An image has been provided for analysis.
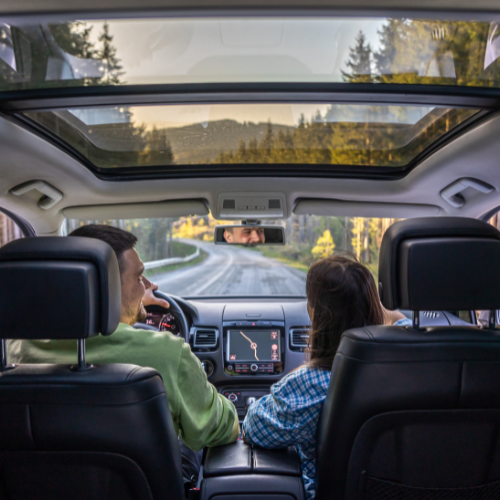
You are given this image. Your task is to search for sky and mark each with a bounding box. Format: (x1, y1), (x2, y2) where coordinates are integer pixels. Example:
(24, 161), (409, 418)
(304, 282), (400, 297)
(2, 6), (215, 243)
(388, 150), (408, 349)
(82, 17), (386, 128)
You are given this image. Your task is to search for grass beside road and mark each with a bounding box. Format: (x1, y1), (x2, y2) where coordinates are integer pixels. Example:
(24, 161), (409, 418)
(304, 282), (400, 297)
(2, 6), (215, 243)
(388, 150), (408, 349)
(256, 247), (309, 273)
(171, 240), (198, 257)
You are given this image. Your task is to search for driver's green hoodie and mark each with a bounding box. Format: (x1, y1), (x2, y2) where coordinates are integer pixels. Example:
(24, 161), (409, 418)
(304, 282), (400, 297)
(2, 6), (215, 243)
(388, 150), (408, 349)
(7, 323), (239, 452)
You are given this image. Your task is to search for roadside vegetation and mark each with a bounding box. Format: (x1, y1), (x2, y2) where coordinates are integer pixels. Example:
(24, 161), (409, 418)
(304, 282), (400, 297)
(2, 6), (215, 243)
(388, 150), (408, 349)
(144, 249), (208, 278)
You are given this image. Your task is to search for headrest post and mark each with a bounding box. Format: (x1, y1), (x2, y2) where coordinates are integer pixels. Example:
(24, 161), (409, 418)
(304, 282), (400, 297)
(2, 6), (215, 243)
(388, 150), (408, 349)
(0, 339), (15, 371)
(71, 339), (93, 371)
(412, 311), (420, 330)
(489, 311), (496, 330)
(78, 339), (86, 369)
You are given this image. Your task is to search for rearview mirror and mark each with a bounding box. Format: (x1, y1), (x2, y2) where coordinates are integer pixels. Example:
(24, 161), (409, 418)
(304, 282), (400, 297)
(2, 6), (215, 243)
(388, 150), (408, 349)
(214, 225), (286, 246)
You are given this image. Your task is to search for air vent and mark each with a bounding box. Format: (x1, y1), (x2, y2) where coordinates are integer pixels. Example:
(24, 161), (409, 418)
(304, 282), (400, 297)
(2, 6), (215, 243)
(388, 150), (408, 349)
(269, 199), (281, 209)
(422, 311), (440, 319)
(290, 328), (310, 348)
(193, 328), (218, 348)
(223, 199), (236, 209)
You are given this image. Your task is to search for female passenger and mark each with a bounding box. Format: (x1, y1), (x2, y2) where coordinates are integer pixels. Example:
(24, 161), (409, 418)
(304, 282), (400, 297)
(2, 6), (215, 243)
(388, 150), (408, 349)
(242, 255), (411, 500)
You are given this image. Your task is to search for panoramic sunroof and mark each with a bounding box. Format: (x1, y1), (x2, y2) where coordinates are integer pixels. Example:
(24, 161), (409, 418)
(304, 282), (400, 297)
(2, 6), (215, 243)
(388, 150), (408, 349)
(23, 103), (479, 171)
(0, 17), (499, 90)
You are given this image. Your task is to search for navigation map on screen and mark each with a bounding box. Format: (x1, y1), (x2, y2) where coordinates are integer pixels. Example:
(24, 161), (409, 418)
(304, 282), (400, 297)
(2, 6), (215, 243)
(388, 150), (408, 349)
(228, 330), (281, 362)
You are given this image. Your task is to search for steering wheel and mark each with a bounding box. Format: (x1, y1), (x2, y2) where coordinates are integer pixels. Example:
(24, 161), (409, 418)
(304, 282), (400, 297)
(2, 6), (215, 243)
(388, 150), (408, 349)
(136, 291), (190, 343)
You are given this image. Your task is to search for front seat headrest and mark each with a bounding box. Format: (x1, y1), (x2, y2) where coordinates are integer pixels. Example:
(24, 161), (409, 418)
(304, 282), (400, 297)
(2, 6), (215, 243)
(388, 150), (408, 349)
(379, 217), (500, 311)
(0, 237), (121, 339)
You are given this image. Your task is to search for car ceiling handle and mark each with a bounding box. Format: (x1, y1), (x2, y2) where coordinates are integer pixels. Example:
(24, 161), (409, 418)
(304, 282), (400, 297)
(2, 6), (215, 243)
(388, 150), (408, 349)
(10, 180), (63, 210)
(440, 178), (494, 209)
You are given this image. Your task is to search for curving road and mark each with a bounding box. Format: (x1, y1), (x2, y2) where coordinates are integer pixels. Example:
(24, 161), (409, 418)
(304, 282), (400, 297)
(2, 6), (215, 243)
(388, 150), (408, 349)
(149, 240), (306, 297)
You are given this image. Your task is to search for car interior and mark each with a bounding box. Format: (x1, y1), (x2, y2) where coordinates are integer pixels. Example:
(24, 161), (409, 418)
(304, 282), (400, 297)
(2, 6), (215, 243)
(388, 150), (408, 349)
(1, 1), (500, 499)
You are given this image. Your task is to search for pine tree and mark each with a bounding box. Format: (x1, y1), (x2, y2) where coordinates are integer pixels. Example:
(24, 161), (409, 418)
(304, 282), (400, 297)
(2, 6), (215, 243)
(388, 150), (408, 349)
(140, 127), (174, 166)
(80, 25), (96, 59)
(374, 19), (404, 77)
(261, 121), (274, 161)
(98, 22), (124, 84)
(342, 31), (374, 83)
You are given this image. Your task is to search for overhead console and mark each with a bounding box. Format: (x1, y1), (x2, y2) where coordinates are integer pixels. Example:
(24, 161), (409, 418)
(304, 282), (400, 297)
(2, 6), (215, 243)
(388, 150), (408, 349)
(215, 192), (287, 220)
(222, 304), (285, 377)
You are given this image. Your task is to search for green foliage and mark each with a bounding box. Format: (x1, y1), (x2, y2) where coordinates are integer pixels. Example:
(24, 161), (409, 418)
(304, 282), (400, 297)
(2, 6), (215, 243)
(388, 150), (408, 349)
(49, 21), (124, 86)
(342, 31), (374, 83)
(203, 107), (474, 168)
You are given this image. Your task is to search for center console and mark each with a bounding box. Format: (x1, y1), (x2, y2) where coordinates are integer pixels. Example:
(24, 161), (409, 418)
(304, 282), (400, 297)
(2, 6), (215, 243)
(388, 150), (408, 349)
(223, 321), (285, 377)
(201, 441), (305, 500)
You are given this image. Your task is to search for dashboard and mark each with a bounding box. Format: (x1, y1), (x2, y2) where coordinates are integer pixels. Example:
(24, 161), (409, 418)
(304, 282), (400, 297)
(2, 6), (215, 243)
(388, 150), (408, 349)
(143, 298), (476, 422)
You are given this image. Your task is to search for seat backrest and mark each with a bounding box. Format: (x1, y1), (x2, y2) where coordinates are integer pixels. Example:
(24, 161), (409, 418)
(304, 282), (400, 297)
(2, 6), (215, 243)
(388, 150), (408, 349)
(316, 217), (500, 500)
(0, 237), (184, 500)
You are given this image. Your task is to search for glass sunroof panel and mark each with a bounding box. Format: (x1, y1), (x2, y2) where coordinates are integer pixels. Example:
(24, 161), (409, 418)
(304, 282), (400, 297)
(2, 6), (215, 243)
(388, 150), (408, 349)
(1, 17), (500, 91)
(24, 103), (479, 169)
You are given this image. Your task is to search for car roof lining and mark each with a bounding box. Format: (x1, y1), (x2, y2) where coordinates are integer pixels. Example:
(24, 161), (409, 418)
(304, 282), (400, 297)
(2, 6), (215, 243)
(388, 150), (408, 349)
(293, 199), (443, 218)
(62, 199), (209, 220)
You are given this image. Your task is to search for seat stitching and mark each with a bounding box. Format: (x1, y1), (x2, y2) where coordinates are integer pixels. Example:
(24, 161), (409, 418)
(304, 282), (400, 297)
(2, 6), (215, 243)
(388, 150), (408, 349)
(125, 366), (142, 383)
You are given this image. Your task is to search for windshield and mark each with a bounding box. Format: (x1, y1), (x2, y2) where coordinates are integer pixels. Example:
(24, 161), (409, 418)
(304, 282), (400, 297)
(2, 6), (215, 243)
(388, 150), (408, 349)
(63, 214), (398, 297)
(1, 17), (500, 90)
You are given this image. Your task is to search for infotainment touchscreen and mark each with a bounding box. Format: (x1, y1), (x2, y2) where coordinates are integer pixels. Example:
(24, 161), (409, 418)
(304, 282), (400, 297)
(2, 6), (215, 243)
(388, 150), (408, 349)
(227, 330), (281, 362)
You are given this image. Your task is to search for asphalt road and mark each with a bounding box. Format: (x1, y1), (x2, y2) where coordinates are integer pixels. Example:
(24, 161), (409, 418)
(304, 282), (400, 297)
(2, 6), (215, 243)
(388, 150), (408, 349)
(150, 240), (307, 296)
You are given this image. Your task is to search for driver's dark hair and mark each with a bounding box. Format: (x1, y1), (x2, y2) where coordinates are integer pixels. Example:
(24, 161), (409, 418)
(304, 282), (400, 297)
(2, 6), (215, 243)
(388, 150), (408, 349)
(306, 255), (384, 371)
(69, 224), (137, 272)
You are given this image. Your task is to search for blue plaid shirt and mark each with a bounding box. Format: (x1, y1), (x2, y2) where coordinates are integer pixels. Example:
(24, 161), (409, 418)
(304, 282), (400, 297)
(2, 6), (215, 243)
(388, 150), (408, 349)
(242, 318), (412, 499)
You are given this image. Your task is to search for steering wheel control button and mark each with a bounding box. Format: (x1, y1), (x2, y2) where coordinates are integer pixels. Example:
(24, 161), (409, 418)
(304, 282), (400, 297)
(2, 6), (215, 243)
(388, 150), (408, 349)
(250, 364), (258, 372)
(228, 393), (238, 403)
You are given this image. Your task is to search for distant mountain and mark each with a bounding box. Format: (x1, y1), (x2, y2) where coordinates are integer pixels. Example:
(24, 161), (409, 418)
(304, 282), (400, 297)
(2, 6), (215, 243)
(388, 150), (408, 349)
(161, 119), (295, 164)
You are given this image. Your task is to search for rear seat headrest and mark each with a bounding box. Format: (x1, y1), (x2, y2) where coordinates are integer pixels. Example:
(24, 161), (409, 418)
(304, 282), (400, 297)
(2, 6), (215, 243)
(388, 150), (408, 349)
(0, 237), (121, 339)
(379, 217), (500, 311)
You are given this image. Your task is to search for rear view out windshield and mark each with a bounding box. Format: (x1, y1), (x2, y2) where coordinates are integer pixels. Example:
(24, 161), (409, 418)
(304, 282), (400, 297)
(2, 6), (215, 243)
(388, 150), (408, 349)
(24, 104), (478, 170)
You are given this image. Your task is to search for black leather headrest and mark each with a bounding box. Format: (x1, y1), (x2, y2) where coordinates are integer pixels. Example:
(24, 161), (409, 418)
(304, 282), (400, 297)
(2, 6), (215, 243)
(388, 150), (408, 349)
(379, 217), (500, 311)
(0, 237), (121, 339)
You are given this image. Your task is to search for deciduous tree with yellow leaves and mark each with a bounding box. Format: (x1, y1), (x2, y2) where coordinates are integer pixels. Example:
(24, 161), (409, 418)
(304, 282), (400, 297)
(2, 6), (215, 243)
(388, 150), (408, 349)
(312, 230), (336, 259)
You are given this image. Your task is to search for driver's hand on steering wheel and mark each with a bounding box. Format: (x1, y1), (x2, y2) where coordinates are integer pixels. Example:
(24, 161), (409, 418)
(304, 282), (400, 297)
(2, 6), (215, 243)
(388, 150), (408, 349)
(142, 277), (170, 309)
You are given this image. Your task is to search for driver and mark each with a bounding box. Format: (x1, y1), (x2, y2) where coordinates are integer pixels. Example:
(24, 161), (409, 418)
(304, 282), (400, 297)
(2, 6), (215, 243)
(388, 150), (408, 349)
(8, 224), (239, 487)
(223, 226), (265, 244)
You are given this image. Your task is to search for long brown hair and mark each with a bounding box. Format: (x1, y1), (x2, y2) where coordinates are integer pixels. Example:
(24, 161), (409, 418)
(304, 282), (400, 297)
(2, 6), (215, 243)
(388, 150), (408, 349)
(306, 255), (384, 370)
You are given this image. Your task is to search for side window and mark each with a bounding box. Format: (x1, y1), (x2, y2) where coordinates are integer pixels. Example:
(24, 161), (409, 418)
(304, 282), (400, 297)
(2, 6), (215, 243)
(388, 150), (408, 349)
(475, 212), (500, 327)
(0, 211), (24, 248)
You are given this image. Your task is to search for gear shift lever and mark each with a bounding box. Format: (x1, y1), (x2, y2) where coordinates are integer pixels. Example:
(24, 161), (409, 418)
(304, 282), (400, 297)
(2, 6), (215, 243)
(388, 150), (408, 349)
(245, 397), (256, 415)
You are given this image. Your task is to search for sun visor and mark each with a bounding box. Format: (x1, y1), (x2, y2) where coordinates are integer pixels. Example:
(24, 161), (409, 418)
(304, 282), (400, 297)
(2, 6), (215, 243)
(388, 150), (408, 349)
(293, 199), (442, 219)
(63, 199), (209, 220)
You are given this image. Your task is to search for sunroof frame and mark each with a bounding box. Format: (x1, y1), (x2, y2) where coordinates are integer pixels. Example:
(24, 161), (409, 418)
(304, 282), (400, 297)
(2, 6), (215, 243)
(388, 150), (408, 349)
(0, 82), (497, 181)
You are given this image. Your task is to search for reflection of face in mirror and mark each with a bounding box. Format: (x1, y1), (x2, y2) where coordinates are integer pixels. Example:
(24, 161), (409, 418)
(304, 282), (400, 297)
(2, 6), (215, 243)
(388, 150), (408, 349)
(223, 226), (266, 245)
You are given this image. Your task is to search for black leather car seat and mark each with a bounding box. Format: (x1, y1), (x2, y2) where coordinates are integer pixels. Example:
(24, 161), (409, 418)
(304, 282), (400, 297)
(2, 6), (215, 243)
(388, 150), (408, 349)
(316, 217), (500, 500)
(0, 237), (184, 500)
